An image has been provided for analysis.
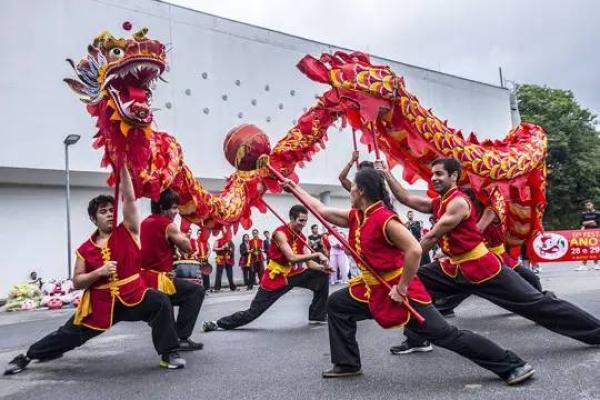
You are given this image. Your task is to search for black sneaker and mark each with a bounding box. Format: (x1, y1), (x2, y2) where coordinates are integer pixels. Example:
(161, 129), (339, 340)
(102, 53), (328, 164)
(4, 354), (31, 375)
(159, 352), (186, 369)
(178, 338), (203, 351)
(201, 320), (219, 332)
(504, 363), (535, 385)
(389, 340), (433, 355)
(322, 364), (362, 378)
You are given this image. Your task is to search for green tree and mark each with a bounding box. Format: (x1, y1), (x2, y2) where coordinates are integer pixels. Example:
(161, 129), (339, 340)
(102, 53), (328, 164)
(518, 85), (600, 230)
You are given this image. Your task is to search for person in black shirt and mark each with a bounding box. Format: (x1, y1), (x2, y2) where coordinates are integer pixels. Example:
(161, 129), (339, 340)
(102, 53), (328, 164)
(308, 224), (325, 253)
(263, 230), (271, 263)
(405, 211), (431, 265)
(577, 200), (600, 271)
(405, 211), (422, 239)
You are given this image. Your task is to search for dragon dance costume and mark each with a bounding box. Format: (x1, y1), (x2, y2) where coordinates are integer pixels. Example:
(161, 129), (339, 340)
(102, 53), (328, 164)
(212, 223), (329, 330)
(21, 224), (180, 364)
(326, 201), (529, 380)
(402, 187), (600, 348)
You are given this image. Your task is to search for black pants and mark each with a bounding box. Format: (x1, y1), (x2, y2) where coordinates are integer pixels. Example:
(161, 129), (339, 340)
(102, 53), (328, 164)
(217, 269), (329, 329)
(169, 278), (205, 339)
(420, 251), (432, 266)
(242, 268), (252, 289)
(435, 263), (544, 314)
(26, 289), (179, 360)
(514, 264), (543, 291)
(201, 274), (210, 291)
(249, 261), (264, 286)
(409, 262), (600, 345)
(327, 288), (525, 379)
(215, 264), (236, 291)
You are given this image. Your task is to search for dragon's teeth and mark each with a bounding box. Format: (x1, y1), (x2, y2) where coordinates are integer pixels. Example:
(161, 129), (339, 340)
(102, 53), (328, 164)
(122, 100), (135, 109)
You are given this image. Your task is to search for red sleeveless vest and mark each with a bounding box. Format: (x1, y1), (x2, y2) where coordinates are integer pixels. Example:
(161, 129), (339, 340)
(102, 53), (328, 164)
(249, 238), (264, 263)
(347, 201), (431, 329)
(140, 214), (175, 290)
(433, 188), (501, 283)
(261, 224), (307, 291)
(75, 224), (147, 330)
(197, 238), (210, 262)
(483, 219), (518, 269)
(215, 238), (233, 265)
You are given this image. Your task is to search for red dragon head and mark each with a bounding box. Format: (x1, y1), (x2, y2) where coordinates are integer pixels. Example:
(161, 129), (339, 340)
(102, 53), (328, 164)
(64, 27), (166, 129)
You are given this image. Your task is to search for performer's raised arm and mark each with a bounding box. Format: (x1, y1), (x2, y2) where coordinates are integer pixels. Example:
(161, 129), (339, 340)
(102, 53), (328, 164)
(120, 166), (139, 236)
(374, 160), (433, 214)
(338, 151), (359, 192)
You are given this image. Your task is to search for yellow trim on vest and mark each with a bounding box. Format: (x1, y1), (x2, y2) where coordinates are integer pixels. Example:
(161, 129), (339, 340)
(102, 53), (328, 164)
(143, 269), (176, 295)
(361, 268), (403, 286)
(266, 259), (292, 280)
(488, 244), (506, 256)
(73, 273), (141, 325)
(449, 242), (489, 265)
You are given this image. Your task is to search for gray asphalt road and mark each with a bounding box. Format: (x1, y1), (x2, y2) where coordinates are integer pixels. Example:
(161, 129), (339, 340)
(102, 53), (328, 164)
(2, 264), (600, 400)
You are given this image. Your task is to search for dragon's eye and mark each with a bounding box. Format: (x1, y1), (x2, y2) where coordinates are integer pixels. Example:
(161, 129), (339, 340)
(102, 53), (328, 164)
(109, 47), (124, 59)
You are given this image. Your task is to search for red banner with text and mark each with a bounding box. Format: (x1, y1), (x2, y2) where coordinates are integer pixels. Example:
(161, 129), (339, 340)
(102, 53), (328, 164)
(529, 229), (600, 263)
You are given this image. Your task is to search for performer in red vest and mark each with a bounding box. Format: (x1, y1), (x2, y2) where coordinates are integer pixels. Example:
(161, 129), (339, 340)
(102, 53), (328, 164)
(214, 236), (237, 291)
(248, 229), (264, 285)
(140, 189), (205, 352)
(5, 167), (185, 375)
(290, 168), (532, 384)
(196, 234), (212, 290)
(201, 205), (331, 331)
(378, 158), (600, 356)
(433, 190), (544, 317)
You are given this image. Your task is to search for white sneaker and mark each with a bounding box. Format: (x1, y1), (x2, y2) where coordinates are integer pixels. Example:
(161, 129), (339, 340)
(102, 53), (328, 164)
(593, 264), (600, 271)
(575, 265), (590, 271)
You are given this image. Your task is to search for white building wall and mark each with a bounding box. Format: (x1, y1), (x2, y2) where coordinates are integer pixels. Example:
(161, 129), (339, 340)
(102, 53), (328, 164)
(0, 0), (513, 296)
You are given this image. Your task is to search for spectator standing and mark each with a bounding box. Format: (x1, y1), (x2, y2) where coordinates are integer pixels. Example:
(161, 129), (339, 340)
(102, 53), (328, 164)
(214, 237), (237, 291)
(239, 234), (252, 289)
(577, 200), (600, 271)
(328, 228), (349, 285)
(263, 230), (271, 263)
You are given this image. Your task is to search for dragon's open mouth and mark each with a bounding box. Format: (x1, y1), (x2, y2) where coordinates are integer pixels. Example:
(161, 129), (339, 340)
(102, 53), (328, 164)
(105, 58), (163, 125)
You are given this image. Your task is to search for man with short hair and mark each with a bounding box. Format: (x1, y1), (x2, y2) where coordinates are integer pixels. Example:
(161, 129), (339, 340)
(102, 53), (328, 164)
(376, 158), (600, 355)
(308, 224), (325, 254)
(406, 211), (431, 265)
(248, 229), (265, 284)
(140, 189), (205, 352)
(405, 211), (422, 240)
(202, 205), (332, 331)
(214, 236), (237, 291)
(263, 230), (271, 263)
(5, 167), (185, 375)
(577, 200), (600, 271)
